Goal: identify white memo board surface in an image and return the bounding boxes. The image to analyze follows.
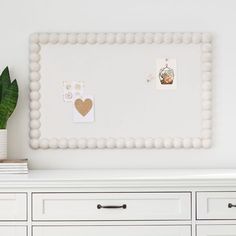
[29,32,212,149]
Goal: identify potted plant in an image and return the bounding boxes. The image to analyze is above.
[0,67,18,159]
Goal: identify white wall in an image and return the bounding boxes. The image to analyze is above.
[0,0,235,169]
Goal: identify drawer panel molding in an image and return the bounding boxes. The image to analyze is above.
[0,226,27,236]
[197,225,236,236]
[33,225,191,236]
[0,193,27,221]
[32,192,191,221]
[197,192,236,219]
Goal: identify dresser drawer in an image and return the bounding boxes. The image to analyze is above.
[32,192,191,221]
[197,192,236,219]
[33,225,191,236]
[0,226,27,236]
[0,193,27,221]
[197,225,236,236]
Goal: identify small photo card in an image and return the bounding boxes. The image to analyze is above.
[156,58,177,90]
[63,81,84,102]
[73,95,94,123]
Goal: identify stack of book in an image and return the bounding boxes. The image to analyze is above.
[0,159,28,174]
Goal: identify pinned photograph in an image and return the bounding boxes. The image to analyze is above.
[156,58,177,90]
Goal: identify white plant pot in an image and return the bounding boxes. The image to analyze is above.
[0,129,7,159]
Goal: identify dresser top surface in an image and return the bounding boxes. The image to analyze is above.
[0,169,236,182]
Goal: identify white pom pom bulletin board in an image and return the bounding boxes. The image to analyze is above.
[29,32,212,149]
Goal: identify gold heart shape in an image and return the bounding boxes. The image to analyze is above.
[74,98,93,116]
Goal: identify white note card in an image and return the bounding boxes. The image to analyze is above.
[73,95,95,123]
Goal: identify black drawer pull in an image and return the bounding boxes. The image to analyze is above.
[97,204,127,209]
[228,203,236,208]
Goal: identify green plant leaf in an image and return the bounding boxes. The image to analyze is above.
[0,77,18,129]
[0,106,8,129]
[0,67,11,103]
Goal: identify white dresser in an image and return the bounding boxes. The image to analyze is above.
[1,169,236,236]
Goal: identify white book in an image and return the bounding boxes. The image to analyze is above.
[0,170,29,174]
[0,159,27,164]
[0,168,28,172]
[0,163,27,166]
[0,171,28,174]
[0,166,28,169]
[0,160,28,174]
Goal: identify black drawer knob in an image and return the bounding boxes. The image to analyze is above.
[97,204,127,209]
[228,203,236,208]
